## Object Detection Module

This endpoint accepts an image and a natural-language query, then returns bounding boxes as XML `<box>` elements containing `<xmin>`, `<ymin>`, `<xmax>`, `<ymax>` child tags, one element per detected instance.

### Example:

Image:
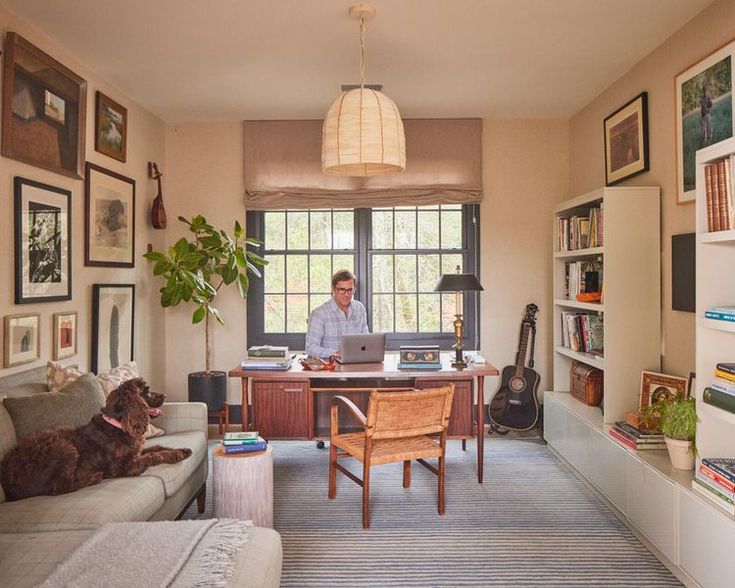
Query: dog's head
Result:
<box><xmin>102</xmin><ymin>378</ymin><xmax>166</xmax><ymax>438</ymax></box>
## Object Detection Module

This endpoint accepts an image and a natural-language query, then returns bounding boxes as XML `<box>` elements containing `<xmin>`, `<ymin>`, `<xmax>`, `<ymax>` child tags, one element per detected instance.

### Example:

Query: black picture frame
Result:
<box><xmin>604</xmin><ymin>91</ymin><xmax>649</xmax><ymax>186</ymax></box>
<box><xmin>92</xmin><ymin>283</ymin><xmax>135</xmax><ymax>374</ymax></box>
<box><xmin>14</xmin><ymin>176</ymin><xmax>72</xmax><ymax>304</ymax></box>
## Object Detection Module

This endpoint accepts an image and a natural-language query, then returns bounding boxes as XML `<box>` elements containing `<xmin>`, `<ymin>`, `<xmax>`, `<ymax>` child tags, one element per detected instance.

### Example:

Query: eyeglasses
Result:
<box><xmin>335</xmin><ymin>287</ymin><xmax>355</xmax><ymax>295</ymax></box>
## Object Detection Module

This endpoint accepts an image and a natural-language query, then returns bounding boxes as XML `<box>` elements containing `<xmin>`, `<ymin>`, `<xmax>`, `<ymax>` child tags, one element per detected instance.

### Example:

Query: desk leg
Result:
<box><xmin>240</xmin><ymin>377</ymin><xmax>250</xmax><ymax>432</ymax></box>
<box><xmin>477</xmin><ymin>375</ymin><xmax>484</xmax><ymax>483</ymax></box>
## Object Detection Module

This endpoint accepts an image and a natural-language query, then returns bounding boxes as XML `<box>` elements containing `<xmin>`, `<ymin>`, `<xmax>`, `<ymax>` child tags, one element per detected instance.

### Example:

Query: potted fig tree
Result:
<box><xmin>144</xmin><ymin>215</ymin><xmax>266</xmax><ymax>413</ymax></box>
<box><xmin>644</xmin><ymin>395</ymin><xmax>698</xmax><ymax>470</ymax></box>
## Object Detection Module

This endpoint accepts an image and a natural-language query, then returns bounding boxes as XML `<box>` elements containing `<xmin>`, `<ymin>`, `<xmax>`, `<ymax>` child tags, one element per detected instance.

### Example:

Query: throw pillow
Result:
<box><xmin>3</xmin><ymin>374</ymin><xmax>106</xmax><ymax>440</ymax></box>
<box><xmin>96</xmin><ymin>361</ymin><xmax>140</xmax><ymax>396</ymax></box>
<box><xmin>47</xmin><ymin>361</ymin><xmax>83</xmax><ymax>392</ymax></box>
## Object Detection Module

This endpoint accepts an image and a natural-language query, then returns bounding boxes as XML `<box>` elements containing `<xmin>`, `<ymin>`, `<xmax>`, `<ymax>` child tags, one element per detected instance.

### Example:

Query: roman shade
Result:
<box><xmin>244</xmin><ymin>119</ymin><xmax>482</xmax><ymax>210</ymax></box>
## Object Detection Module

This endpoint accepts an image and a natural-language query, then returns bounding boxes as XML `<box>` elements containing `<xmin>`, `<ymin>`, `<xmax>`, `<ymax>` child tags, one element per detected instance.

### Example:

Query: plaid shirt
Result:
<box><xmin>305</xmin><ymin>298</ymin><xmax>369</xmax><ymax>358</ymax></box>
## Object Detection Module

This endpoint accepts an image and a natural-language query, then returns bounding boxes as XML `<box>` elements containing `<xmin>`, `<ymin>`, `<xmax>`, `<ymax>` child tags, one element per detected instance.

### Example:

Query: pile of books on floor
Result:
<box><xmin>702</xmin><ymin>362</ymin><xmax>735</xmax><ymax>414</ymax></box>
<box><xmin>222</xmin><ymin>431</ymin><xmax>268</xmax><ymax>455</ymax></box>
<box><xmin>692</xmin><ymin>458</ymin><xmax>735</xmax><ymax>515</ymax></box>
<box><xmin>608</xmin><ymin>420</ymin><xmax>666</xmax><ymax>451</ymax></box>
<box><xmin>241</xmin><ymin>345</ymin><xmax>292</xmax><ymax>370</ymax></box>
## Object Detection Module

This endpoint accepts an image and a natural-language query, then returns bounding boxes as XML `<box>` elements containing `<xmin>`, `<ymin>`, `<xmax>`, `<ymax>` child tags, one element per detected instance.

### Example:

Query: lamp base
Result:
<box><xmin>451</xmin><ymin>342</ymin><xmax>467</xmax><ymax>369</ymax></box>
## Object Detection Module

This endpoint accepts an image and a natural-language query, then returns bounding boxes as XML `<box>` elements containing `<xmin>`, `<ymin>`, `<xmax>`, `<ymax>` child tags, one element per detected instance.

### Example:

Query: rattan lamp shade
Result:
<box><xmin>322</xmin><ymin>87</ymin><xmax>406</xmax><ymax>176</ymax></box>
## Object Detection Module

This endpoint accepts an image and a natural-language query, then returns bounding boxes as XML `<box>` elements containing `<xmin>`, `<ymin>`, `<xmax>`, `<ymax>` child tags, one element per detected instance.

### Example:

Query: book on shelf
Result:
<box><xmin>703</xmin><ymin>387</ymin><xmax>735</xmax><ymax>414</ymax></box>
<box><xmin>613</xmin><ymin>421</ymin><xmax>664</xmax><ymax>441</ymax></box>
<box><xmin>714</xmin><ymin>369</ymin><xmax>735</xmax><ymax>383</ymax></box>
<box><xmin>704</xmin><ymin>310</ymin><xmax>735</xmax><ymax>322</ymax></box>
<box><xmin>701</xmin><ymin>458</ymin><xmax>735</xmax><ymax>484</ymax></box>
<box><xmin>608</xmin><ymin>427</ymin><xmax>665</xmax><ymax>451</ymax></box>
<box><xmin>695</xmin><ymin>470</ymin><xmax>735</xmax><ymax>501</ymax></box>
<box><xmin>247</xmin><ymin>345</ymin><xmax>289</xmax><ymax>359</ymax></box>
<box><xmin>704</xmin><ymin>156</ymin><xmax>735</xmax><ymax>232</ymax></box>
<box><xmin>557</xmin><ymin>206</ymin><xmax>603</xmax><ymax>252</ymax></box>
<box><xmin>222</xmin><ymin>437</ymin><xmax>268</xmax><ymax>454</ymax></box>
<box><xmin>692</xmin><ymin>476</ymin><xmax>735</xmax><ymax>515</ymax></box>
<box><xmin>710</xmin><ymin>377</ymin><xmax>735</xmax><ymax>395</ymax></box>
<box><xmin>716</xmin><ymin>362</ymin><xmax>735</xmax><ymax>376</ymax></box>
<box><xmin>240</xmin><ymin>358</ymin><xmax>293</xmax><ymax>370</ymax></box>
<box><xmin>700</xmin><ymin>463</ymin><xmax>735</xmax><ymax>493</ymax></box>
<box><xmin>397</xmin><ymin>362</ymin><xmax>442</xmax><ymax>370</ymax></box>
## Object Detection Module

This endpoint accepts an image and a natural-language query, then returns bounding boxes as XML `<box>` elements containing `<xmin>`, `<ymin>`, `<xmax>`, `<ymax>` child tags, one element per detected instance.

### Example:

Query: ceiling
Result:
<box><xmin>0</xmin><ymin>0</ymin><xmax>715</xmax><ymax>122</ymax></box>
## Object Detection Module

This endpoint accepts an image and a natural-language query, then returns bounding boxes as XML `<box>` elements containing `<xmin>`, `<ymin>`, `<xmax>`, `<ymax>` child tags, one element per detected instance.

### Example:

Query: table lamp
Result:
<box><xmin>434</xmin><ymin>266</ymin><xmax>484</xmax><ymax>368</ymax></box>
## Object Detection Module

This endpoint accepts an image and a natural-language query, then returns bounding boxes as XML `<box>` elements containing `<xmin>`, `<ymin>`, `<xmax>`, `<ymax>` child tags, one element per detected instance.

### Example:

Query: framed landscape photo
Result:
<box><xmin>639</xmin><ymin>371</ymin><xmax>689</xmax><ymax>410</ymax></box>
<box><xmin>85</xmin><ymin>162</ymin><xmax>136</xmax><ymax>267</ymax></box>
<box><xmin>53</xmin><ymin>311</ymin><xmax>78</xmax><ymax>360</ymax></box>
<box><xmin>604</xmin><ymin>92</ymin><xmax>649</xmax><ymax>186</ymax></box>
<box><xmin>1</xmin><ymin>32</ymin><xmax>87</xmax><ymax>179</ymax></box>
<box><xmin>4</xmin><ymin>313</ymin><xmax>40</xmax><ymax>368</ymax></box>
<box><xmin>92</xmin><ymin>284</ymin><xmax>134</xmax><ymax>374</ymax></box>
<box><xmin>14</xmin><ymin>177</ymin><xmax>72</xmax><ymax>304</ymax></box>
<box><xmin>676</xmin><ymin>38</ymin><xmax>735</xmax><ymax>203</ymax></box>
<box><xmin>95</xmin><ymin>91</ymin><xmax>127</xmax><ymax>162</ymax></box>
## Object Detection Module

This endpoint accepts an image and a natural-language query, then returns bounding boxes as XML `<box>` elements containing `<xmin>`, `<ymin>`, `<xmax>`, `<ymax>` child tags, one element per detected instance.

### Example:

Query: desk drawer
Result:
<box><xmin>252</xmin><ymin>380</ymin><xmax>310</xmax><ymax>438</ymax></box>
<box><xmin>415</xmin><ymin>379</ymin><xmax>473</xmax><ymax>437</ymax></box>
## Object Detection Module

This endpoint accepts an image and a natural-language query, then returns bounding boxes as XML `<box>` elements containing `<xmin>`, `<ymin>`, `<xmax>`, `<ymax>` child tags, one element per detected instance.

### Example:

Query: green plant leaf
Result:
<box><xmin>144</xmin><ymin>251</ymin><xmax>168</xmax><ymax>263</ymax></box>
<box><xmin>192</xmin><ymin>306</ymin><xmax>206</xmax><ymax>324</ymax></box>
<box><xmin>153</xmin><ymin>260</ymin><xmax>172</xmax><ymax>276</ymax></box>
<box><xmin>234</xmin><ymin>220</ymin><xmax>244</xmax><ymax>239</ymax></box>
<box><xmin>245</xmin><ymin>250</ymin><xmax>268</xmax><ymax>266</ymax></box>
<box><xmin>173</xmin><ymin>238</ymin><xmax>190</xmax><ymax>259</ymax></box>
<box><xmin>237</xmin><ymin>273</ymin><xmax>250</xmax><ymax>298</ymax></box>
<box><xmin>209</xmin><ymin>306</ymin><xmax>224</xmax><ymax>325</ymax></box>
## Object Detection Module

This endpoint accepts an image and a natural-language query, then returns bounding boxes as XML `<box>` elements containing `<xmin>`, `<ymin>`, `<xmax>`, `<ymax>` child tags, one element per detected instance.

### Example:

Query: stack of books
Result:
<box><xmin>702</xmin><ymin>362</ymin><xmax>735</xmax><ymax>414</ymax></box>
<box><xmin>222</xmin><ymin>431</ymin><xmax>268</xmax><ymax>455</ymax></box>
<box><xmin>704</xmin><ymin>306</ymin><xmax>735</xmax><ymax>322</ymax></box>
<box><xmin>703</xmin><ymin>155</ymin><xmax>734</xmax><ymax>232</ymax></box>
<box><xmin>693</xmin><ymin>458</ymin><xmax>735</xmax><ymax>515</ymax></box>
<box><xmin>241</xmin><ymin>345</ymin><xmax>292</xmax><ymax>370</ymax></box>
<box><xmin>557</xmin><ymin>206</ymin><xmax>603</xmax><ymax>251</ymax></box>
<box><xmin>608</xmin><ymin>420</ymin><xmax>666</xmax><ymax>451</ymax></box>
<box><xmin>559</xmin><ymin>311</ymin><xmax>603</xmax><ymax>355</ymax></box>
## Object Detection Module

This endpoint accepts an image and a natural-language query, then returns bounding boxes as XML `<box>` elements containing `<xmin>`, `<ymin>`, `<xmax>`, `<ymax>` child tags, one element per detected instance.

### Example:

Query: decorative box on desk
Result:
<box><xmin>399</xmin><ymin>345</ymin><xmax>440</xmax><ymax>364</ymax></box>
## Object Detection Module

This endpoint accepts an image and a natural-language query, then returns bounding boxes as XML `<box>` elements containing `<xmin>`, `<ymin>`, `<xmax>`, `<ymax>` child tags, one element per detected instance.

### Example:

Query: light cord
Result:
<box><xmin>359</xmin><ymin>15</ymin><xmax>366</xmax><ymax>88</ymax></box>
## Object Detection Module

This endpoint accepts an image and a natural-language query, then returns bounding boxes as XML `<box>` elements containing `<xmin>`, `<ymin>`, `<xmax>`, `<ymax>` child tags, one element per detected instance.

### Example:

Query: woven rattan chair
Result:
<box><xmin>328</xmin><ymin>384</ymin><xmax>455</xmax><ymax>529</ymax></box>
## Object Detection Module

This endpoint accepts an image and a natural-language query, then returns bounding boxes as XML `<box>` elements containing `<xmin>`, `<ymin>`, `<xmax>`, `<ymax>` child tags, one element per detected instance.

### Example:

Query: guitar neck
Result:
<box><xmin>514</xmin><ymin>323</ymin><xmax>531</xmax><ymax>377</ymax></box>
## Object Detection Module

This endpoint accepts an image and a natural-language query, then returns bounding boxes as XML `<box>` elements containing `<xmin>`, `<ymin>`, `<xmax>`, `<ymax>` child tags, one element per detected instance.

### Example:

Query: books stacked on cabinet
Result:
<box><xmin>557</xmin><ymin>205</ymin><xmax>604</xmax><ymax>251</ymax></box>
<box><xmin>608</xmin><ymin>421</ymin><xmax>666</xmax><ymax>451</ymax></box>
<box><xmin>693</xmin><ymin>458</ymin><xmax>735</xmax><ymax>515</ymax></box>
<box><xmin>702</xmin><ymin>362</ymin><xmax>735</xmax><ymax>414</ymax></box>
<box><xmin>564</xmin><ymin>261</ymin><xmax>603</xmax><ymax>300</ymax></box>
<box><xmin>222</xmin><ymin>431</ymin><xmax>268</xmax><ymax>455</ymax></box>
<box><xmin>241</xmin><ymin>345</ymin><xmax>293</xmax><ymax>370</ymax></box>
<box><xmin>703</xmin><ymin>155</ymin><xmax>735</xmax><ymax>232</ymax></box>
<box><xmin>559</xmin><ymin>312</ymin><xmax>603</xmax><ymax>355</ymax></box>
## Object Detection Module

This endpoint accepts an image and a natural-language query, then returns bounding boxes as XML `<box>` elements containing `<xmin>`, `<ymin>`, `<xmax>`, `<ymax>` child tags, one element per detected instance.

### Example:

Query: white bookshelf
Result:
<box><xmin>552</xmin><ymin>186</ymin><xmax>661</xmax><ymax>425</ymax></box>
<box><xmin>695</xmin><ymin>137</ymin><xmax>735</xmax><ymax>459</ymax></box>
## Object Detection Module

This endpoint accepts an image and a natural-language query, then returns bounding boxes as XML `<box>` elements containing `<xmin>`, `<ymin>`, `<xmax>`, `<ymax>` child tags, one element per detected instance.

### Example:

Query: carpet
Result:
<box><xmin>183</xmin><ymin>439</ymin><xmax>682</xmax><ymax>587</ymax></box>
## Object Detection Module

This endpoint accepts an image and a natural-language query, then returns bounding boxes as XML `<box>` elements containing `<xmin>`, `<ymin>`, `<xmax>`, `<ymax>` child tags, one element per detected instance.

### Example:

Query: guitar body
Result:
<box><xmin>488</xmin><ymin>365</ymin><xmax>540</xmax><ymax>431</ymax></box>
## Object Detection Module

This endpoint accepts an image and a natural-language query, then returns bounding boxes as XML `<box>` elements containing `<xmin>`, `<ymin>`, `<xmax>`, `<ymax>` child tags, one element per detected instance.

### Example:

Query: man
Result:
<box><xmin>305</xmin><ymin>269</ymin><xmax>368</xmax><ymax>358</ymax></box>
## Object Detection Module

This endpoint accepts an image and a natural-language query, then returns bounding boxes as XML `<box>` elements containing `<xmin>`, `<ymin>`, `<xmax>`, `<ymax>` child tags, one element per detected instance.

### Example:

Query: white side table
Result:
<box><xmin>212</xmin><ymin>444</ymin><xmax>273</xmax><ymax>528</ymax></box>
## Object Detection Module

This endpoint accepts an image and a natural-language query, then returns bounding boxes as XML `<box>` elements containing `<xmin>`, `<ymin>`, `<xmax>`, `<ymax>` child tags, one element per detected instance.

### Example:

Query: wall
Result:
<box><xmin>0</xmin><ymin>8</ymin><xmax>167</xmax><ymax>388</ymax></box>
<box><xmin>569</xmin><ymin>0</ymin><xmax>735</xmax><ymax>376</ymax></box>
<box><xmin>163</xmin><ymin>119</ymin><xmax>569</xmax><ymax>405</ymax></box>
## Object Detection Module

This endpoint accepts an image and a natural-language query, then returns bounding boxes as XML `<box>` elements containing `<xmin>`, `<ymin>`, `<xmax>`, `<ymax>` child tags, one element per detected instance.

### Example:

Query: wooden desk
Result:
<box><xmin>229</xmin><ymin>355</ymin><xmax>498</xmax><ymax>483</ymax></box>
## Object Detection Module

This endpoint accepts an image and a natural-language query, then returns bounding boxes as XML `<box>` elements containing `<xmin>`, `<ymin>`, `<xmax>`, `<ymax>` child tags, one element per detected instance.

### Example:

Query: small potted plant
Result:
<box><xmin>644</xmin><ymin>396</ymin><xmax>697</xmax><ymax>470</ymax></box>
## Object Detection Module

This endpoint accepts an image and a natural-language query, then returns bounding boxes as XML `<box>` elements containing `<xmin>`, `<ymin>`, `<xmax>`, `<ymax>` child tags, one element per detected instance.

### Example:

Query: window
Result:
<box><xmin>246</xmin><ymin>205</ymin><xmax>480</xmax><ymax>350</ymax></box>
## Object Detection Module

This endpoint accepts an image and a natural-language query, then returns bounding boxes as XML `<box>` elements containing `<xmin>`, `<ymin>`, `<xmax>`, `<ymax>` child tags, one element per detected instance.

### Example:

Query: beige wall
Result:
<box><xmin>569</xmin><ymin>0</ymin><xmax>735</xmax><ymax>376</ymax></box>
<box><xmin>0</xmin><ymin>8</ymin><xmax>167</xmax><ymax>387</ymax></box>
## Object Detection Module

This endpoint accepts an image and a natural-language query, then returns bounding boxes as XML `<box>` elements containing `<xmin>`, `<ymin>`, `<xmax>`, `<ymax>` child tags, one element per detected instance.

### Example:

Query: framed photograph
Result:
<box><xmin>604</xmin><ymin>92</ymin><xmax>649</xmax><ymax>186</ymax></box>
<box><xmin>85</xmin><ymin>162</ymin><xmax>136</xmax><ymax>267</ymax></box>
<box><xmin>14</xmin><ymin>177</ymin><xmax>72</xmax><ymax>304</ymax></box>
<box><xmin>1</xmin><ymin>32</ymin><xmax>87</xmax><ymax>179</ymax></box>
<box><xmin>95</xmin><ymin>91</ymin><xmax>127</xmax><ymax>162</ymax></box>
<box><xmin>676</xmin><ymin>38</ymin><xmax>735</xmax><ymax>203</ymax></box>
<box><xmin>4</xmin><ymin>313</ymin><xmax>40</xmax><ymax>368</ymax></box>
<box><xmin>92</xmin><ymin>284</ymin><xmax>134</xmax><ymax>374</ymax></box>
<box><xmin>53</xmin><ymin>311</ymin><xmax>78</xmax><ymax>360</ymax></box>
<box><xmin>639</xmin><ymin>371</ymin><xmax>689</xmax><ymax>411</ymax></box>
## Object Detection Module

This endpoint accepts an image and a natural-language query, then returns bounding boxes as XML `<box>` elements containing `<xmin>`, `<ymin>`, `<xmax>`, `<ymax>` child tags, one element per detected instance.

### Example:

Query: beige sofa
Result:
<box><xmin>0</xmin><ymin>366</ymin><xmax>282</xmax><ymax>588</ymax></box>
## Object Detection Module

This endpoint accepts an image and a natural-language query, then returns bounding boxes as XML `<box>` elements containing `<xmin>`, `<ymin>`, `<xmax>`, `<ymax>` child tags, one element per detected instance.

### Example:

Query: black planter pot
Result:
<box><xmin>188</xmin><ymin>371</ymin><xmax>227</xmax><ymax>412</ymax></box>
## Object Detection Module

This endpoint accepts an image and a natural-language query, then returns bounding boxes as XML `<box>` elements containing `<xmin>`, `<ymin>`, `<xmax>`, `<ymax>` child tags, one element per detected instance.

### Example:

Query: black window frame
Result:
<box><xmin>246</xmin><ymin>204</ymin><xmax>481</xmax><ymax>352</ymax></box>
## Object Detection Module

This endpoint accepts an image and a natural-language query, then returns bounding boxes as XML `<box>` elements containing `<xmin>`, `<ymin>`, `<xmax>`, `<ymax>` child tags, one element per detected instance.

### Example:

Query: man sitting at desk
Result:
<box><xmin>305</xmin><ymin>269</ymin><xmax>368</xmax><ymax>358</ymax></box>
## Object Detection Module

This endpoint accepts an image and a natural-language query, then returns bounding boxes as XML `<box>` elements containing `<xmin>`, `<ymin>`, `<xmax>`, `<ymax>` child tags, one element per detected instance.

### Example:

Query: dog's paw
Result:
<box><xmin>179</xmin><ymin>448</ymin><xmax>193</xmax><ymax>460</ymax></box>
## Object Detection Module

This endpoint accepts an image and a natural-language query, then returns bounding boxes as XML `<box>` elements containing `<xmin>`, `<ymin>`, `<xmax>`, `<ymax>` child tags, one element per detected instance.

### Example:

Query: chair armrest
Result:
<box><xmin>330</xmin><ymin>395</ymin><xmax>366</xmax><ymax>437</ymax></box>
<box><xmin>156</xmin><ymin>402</ymin><xmax>208</xmax><ymax>436</ymax></box>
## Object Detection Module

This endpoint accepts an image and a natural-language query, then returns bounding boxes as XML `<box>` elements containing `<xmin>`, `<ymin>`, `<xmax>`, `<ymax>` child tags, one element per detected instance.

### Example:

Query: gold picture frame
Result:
<box><xmin>4</xmin><ymin>313</ymin><xmax>40</xmax><ymax>368</ymax></box>
<box><xmin>639</xmin><ymin>370</ymin><xmax>689</xmax><ymax>411</ymax></box>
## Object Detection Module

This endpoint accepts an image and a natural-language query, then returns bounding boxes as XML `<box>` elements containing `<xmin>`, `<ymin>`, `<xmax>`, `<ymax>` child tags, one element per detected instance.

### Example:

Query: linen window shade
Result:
<box><xmin>244</xmin><ymin>119</ymin><xmax>482</xmax><ymax>210</ymax></box>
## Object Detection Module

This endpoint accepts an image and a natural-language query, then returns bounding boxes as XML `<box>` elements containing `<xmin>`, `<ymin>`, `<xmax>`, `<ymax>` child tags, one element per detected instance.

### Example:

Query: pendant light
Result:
<box><xmin>322</xmin><ymin>3</ymin><xmax>406</xmax><ymax>176</ymax></box>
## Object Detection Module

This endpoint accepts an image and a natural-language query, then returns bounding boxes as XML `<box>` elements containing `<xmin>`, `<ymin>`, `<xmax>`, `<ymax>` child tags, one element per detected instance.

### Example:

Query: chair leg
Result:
<box><xmin>438</xmin><ymin>454</ymin><xmax>446</xmax><ymax>515</ymax></box>
<box><xmin>328</xmin><ymin>442</ymin><xmax>337</xmax><ymax>499</ymax></box>
<box><xmin>403</xmin><ymin>460</ymin><xmax>411</xmax><ymax>488</ymax></box>
<box><xmin>362</xmin><ymin>461</ymin><xmax>371</xmax><ymax>529</ymax></box>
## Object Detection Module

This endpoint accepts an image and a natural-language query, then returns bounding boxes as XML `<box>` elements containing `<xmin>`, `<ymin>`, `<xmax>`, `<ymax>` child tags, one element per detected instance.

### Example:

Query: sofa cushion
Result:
<box><xmin>0</xmin><ymin>475</ymin><xmax>165</xmax><ymax>533</ymax></box>
<box><xmin>2</xmin><ymin>375</ymin><xmax>105</xmax><ymax>441</ymax></box>
<box><xmin>0</xmin><ymin>400</ymin><xmax>18</xmax><ymax>504</ymax></box>
<box><xmin>142</xmin><ymin>431</ymin><xmax>208</xmax><ymax>498</ymax></box>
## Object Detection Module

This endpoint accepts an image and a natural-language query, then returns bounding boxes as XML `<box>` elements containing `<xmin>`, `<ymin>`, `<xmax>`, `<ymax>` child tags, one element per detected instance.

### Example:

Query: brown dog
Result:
<box><xmin>1</xmin><ymin>378</ymin><xmax>192</xmax><ymax>501</ymax></box>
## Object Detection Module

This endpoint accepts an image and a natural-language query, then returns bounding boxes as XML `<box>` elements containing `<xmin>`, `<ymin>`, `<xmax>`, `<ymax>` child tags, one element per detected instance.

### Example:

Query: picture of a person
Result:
<box><xmin>700</xmin><ymin>82</ymin><xmax>713</xmax><ymax>147</ymax></box>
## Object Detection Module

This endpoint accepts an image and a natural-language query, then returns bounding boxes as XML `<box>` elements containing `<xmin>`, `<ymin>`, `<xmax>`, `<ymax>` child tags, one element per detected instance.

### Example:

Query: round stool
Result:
<box><xmin>212</xmin><ymin>444</ymin><xmax>273</xmax><ymax>527</ymax></box>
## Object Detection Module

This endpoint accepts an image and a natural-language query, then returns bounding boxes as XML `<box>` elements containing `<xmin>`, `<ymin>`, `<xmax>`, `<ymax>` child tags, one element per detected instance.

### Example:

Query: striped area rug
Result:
<box><xmin>183</xmin><ymin>439</ymin><xmax>681</xmax><ymax>587</ymax></box>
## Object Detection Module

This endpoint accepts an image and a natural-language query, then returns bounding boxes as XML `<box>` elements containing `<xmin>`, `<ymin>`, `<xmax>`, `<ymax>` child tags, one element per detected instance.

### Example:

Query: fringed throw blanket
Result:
<box><xmin>39</xmin><ymin>519</ymin><xmax>252</xmax><ymax>588</ymax></box>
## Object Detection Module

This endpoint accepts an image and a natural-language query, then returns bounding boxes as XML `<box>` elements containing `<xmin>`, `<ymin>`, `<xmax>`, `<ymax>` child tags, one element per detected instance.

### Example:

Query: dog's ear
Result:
<box><xmin>103</xmin><ymin>384</ymin><xmax>148</xmax><ymax>439</ymax></box>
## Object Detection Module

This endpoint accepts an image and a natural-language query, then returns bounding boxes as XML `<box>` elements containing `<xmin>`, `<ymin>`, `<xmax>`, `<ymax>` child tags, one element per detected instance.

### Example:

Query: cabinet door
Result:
<box><xmin>588</xmin><ymin>429</ymin><xmax>627</xmax><ymax>513</ymax></box>
<box><xmin>543</xmin><ymin>396</ymin><xmax>569</xmax><ymax>457</ymax></box>
<box><xmin>415</xmin><ymin>379</ymin><xmax>472</xmax><ymax>437</ymax></box>
<box><xmin>252</xmin><ymin>380</ymin><xmax>310</xmax><ymax>438</ymax></box>
<box><xmin>625</xmin><ymin>456</ymin><xmax>677</xmax><ymax>563</ymax></box>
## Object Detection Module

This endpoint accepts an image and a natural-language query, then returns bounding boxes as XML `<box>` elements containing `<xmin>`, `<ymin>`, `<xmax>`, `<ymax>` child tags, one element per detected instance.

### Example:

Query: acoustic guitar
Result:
<box><xmin>488</xmin><ymin>303</ymin><xmax>541</xmax><ymax>432</ymax></box>
<box><xmin>148</xmin><ymin>161</ymin><xmax>167</xmax><ymax>230</ymax></box>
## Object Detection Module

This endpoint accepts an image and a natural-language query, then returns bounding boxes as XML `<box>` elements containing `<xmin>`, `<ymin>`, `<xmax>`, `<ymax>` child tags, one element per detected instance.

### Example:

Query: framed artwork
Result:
<box><xmin>92</xmin><ymin>284</ymin><xmax>134</xmax><ymax>374</ymax></box>
<box><xmin>639</xmin><ymin>371</ymin><xmax>689</xmax><ymax>411</ymax></box>
<box><xmin>85</xmin><ymin>162</ymin><xmax>136</xmax><ymax>267</ymax></box>
<box><xmin>14</xmin><ymin>177</ymin><xmax>72</xmax><ymax>304</ymax></box>
<box><xmin>1</xmin><ymin>32</ymin><xmax>87</xmax><ymax>179</ymax></box>
<box><xmin>53</xmin><ymin>311</ymin><xmax>78</xmax><ymax>360</ymax></box>
<box><xmin>604</xmin><ymin>92</ymin><xmax>649</xmax><ymax>186</ymax></box>
<box><xmin>4</xmin><ymin>313</ymin><xmax>40</xmax><ymax>368</ymax></box>
<box><xmin>95</xmin><ymin>91</ymin><xmax>127</xmax><ymax>162</ymax></box>
<box><xmin>676</xmin><ymin>38</ymin><xmax>735</xmax><ymax>203</ymax></box>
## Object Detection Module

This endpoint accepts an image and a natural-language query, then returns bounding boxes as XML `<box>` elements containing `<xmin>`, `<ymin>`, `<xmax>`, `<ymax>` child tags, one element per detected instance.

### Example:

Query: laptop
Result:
<box><xmin>336</xmin><ymin>333</ymin><xmax>386</xmax><ymax>364</ymax></box>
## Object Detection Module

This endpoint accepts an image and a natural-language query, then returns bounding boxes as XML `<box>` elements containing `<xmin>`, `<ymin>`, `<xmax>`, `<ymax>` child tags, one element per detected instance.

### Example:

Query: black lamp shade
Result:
<box><xmin>434</xmin><ymin>273</ymin><xmax>484</xmax><ymax>292</ymax></box>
